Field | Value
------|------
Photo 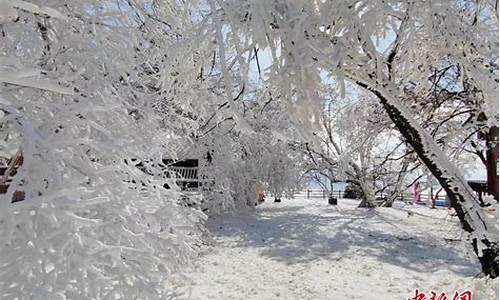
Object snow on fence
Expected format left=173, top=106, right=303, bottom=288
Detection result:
left=169, top=166, right=200, bottom=182
left=162, top=157, right=212, bottom=190
left=0, top=152, right=25, bottom=202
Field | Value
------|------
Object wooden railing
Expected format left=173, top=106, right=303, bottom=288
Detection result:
left=0, top=150, right=25, bottom=202
left=168, top=166, right=210, bottom=182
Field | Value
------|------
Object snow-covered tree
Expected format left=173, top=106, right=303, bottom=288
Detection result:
left=203, top=0, right=498, bottom=277
left=302, top=91, right=415, bottom=207
left=0, top=1, right=209, bottom=297
left=193, top=90, right=305, bottom=209
left=1, top=3, right=498, bottom=298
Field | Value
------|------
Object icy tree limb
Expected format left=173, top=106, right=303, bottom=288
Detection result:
left=208, top=0, right=251, bottom=133
left=0, top=74, right=74, bottom=95
left=6, top=0, right=68, bottom=20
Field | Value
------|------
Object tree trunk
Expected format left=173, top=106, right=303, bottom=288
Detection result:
left=486, top=126, right=499, bottom=201
left=380, top=194, right=397, bottom=207
left=356, top=81, right=499, bottom=278
left=358, top=181, right=376, bottom=208
left=347, top=164, right=377, bottom=208
left=381, top=161, right=410, bottom=207
left=358, top=198, right=376, bottom=208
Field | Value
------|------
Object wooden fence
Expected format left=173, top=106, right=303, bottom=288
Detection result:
left=294, top=189, right=344, bottom=199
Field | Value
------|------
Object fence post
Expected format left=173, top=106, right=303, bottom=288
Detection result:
left=307, top=189, right=310, bottom=199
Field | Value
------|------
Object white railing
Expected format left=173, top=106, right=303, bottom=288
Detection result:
left=294, top=189, right=344, bottom=199
left=168, top=166, right=210, bottom=182
left=169, top=166, right=196, bottom=181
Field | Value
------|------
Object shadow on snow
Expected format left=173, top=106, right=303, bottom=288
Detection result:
left=206, top=204, right=478, bottom=276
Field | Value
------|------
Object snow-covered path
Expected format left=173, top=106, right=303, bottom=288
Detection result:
left=170, top=198, right=497, bottom=300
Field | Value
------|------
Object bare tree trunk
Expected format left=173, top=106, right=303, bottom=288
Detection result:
left=380, top=161, right=410, bottom=207
left=485, top=126, right=499, bottom=201
left=380, top=191, right=400, bottom=208
left=358, top=180, right=376, bottom=208
left=358, top=198, right=375, bottom=208
left=356, top=81, right=499, bottom=278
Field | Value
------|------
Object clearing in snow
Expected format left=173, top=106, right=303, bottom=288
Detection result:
left=169, top=197, right=498, bottom=300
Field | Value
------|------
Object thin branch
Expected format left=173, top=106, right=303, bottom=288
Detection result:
left=430, top=109, right=474, bottom=137
left=305, top=143, right=319, bottom=166
left=209, top=51, right=216, bottom=75
left=254, top=47, right=262, bottom=78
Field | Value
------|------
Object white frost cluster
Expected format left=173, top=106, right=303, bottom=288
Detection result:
left=0, top=1, right=206, bottom=298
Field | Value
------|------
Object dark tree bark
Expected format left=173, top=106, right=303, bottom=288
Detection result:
left=485, top=126, right=499, bottom=201
left=358, top=198, right=376, bottom=208
left=356, top=81, right=499, bottom=278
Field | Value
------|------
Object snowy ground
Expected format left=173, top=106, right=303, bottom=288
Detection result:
left=168, top=197, right=498, bottom=300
